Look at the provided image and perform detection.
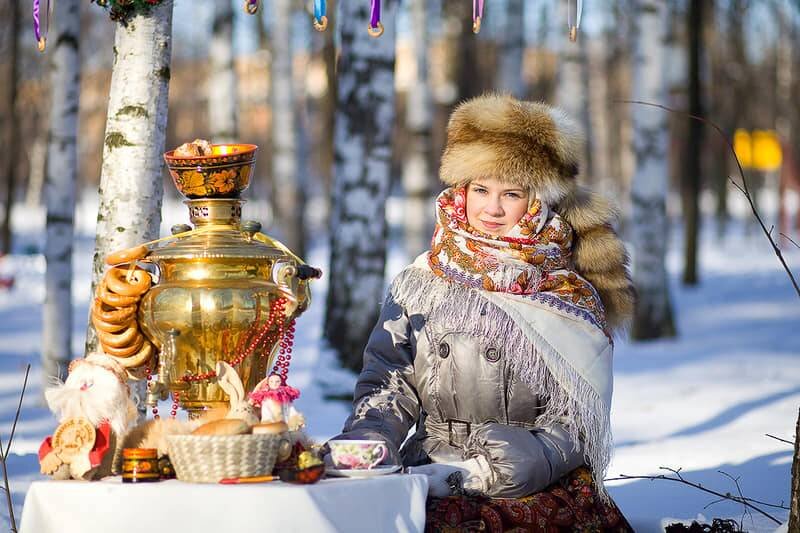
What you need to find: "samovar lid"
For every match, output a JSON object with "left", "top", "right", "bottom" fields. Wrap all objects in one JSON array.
[{"left": 147, "top": 199, "right": 290, "bottom": 262}]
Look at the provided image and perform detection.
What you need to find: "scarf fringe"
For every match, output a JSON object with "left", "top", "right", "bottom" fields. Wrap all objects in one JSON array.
[{"left": 390, "top": 266, "right": 612, "bottom": 500}]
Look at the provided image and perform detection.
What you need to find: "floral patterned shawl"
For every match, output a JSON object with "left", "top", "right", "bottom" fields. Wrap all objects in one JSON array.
[{"left": 428, "top": 187, "right": 607, "bottom": 333}]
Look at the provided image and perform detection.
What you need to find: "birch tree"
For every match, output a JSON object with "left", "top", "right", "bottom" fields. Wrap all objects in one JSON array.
[
  {"left": 556, "top": 0, "right": 593, "bottom": 182},
  {"left": 208, "top": 0, "right": 238, "bottom": 143},
  {"left": 270, "top": 0, "right": 305, "bottom": 257},
  {"left": 42, "top": 0, "right": 81, "bottom": 387},
  {"left": 402, "top": 0, "right": 434, "bottom": 259},
  {"left": 87, "top": 1, "right": 174, "bottom": 354},
  {"left": 324, "top": 0, "right": 398, "bottom": 371},
  {"left": 496, "top": 0, "right": 525, "bottom": 98},
  {"left": 629, "top": 0, "right": 675, "bottom": 340}
]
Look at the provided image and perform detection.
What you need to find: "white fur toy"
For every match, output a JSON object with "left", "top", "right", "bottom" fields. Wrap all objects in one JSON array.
[
  {"left": 215, "top": 361, "right": 259, "bottom": 426},
  {"left": 39, "top": 354, "right": 138, "bottom": 480}
]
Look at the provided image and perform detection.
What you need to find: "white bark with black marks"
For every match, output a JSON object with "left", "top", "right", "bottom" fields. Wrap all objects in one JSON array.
[
  {"left": 496, "top": 0, "right": 525, "bottom": 98},
  {"left": 402, "top": 0, "right": 433, "bottom": 259},
  {"left": 88, "top": 1, "right": 174, "bottom": 355},
  {"left": 556, "top": 1, "right": 592, "bottom": 182},
  {"left": 43, "top": 0, "right": 81, "bottom": 387},
  {"left": 325, "top": 0, "right": 398, "bottom": 371},
  {"left": 270, "top": 0, "right": 304, "bottom": 256},
  {"left": 209, "top": 0, "right": 238, "bottom": 143},
  {"left": 630, "top": 0, "right": 675, "bottom": 340}
]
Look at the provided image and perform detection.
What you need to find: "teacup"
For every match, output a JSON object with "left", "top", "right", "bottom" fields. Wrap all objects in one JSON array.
[{"left": 327, "top": 440, "right": 389, "bottom": 470}]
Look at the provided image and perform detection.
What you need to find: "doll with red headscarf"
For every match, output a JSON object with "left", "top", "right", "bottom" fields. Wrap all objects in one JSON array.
[{"left": 248, "top": 373, "right": 305, "bottom": 431}]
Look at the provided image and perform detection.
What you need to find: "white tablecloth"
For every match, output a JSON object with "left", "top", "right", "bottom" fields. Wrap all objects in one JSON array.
[{"left": 21, "top": 474, "right": 429, "bottom": 533}]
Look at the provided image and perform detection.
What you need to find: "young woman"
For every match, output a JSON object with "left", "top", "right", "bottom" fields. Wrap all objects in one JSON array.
[{"left": 334, "top": 95, "right": 635, "bottom": 531}]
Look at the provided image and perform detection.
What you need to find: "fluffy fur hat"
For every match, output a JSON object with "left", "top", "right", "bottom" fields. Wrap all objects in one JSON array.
[
  {"left": 440, "top": 94, "right": 635, "bottom": 331},
  {"left": 439, "top": 94, "right": 584, "bottom": 205}
]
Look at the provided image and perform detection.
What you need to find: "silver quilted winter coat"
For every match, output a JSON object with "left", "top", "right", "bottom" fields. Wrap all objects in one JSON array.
[{"left": 336, "top": 289, "right": 586, "bottom": 498}]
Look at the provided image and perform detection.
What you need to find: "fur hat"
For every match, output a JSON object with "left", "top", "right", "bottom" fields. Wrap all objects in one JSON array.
[
  {"left": 439, "top": 94, "right": 584, "bottom": 205},
  {"left": 440, "top": 94, "right": 635, "bottom": 332}
]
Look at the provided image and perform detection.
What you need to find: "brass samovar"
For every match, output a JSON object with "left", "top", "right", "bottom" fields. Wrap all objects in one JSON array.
[{"left": 135, "top": 143, "right": 320, "bottom": 415}]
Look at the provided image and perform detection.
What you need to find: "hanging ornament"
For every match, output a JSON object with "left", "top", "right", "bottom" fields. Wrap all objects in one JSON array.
[
  {"left": 472, "top": 0, "right": 484, "bottom": 34},
  {"left": 244, "top": 0, "right": 259, "bottom": 15},
  {"left": 567, "top": 0, "right": 583, "bottom": 42},
  {"left": 313, "top": 0, "right": 327, "bottom": 31},
  {"left": 367, "top": 0, "right": 383, "bottom": 37},
  {"left": 32, "top": 0, "right": 53, "bottom": 52}
]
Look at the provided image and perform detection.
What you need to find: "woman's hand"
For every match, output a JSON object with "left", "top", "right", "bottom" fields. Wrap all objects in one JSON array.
[{"left": 407, "top": 457, "right": 492, "bottom": 498}]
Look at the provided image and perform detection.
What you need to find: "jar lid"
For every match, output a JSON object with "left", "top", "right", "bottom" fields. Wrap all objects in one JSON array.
[{"left": 123, "top": 448, "right": 158, "bottom": 459}]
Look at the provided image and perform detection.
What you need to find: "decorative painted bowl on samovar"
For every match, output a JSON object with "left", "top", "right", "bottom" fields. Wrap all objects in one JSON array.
[{"left": 133, "top": 143, "right": 320, "bottom": 415}]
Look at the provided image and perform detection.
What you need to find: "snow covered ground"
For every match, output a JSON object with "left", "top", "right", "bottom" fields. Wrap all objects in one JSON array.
[{"left": 0, "top": 194, "right": 797, "bottom": 532}]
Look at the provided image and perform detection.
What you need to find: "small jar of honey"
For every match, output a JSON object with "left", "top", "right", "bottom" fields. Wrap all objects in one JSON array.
[{"left": 122, "top": 448, "right": 160, "bottom": 483}]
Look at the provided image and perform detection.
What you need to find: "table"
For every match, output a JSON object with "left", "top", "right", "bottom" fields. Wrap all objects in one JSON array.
[{"left": 20, "top": 474, "right": 429, "bottom": 533}]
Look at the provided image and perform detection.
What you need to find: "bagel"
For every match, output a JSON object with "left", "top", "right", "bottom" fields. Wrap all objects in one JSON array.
[
  {"left": 108, "top": 341, "right": 153, "bottom": 369},
  {"left": 102, "top": 334, "right": 145, "bottom": 357},
  {"left": 96, "top": 280, "right": 140, "bottom": 308},
  {"left": 91, "top": 310, "right": 134, "bottom": 333},
  {"left": 96, "top": 323, "right": 139, "bottom": 348},
  {"left": 105, "top": 267, "right": 151, "bottom": 297},
  {"left": 105, "top": 245, "right": 149, "bottom": 266},
  {"left": 92, "top": 299, "right": 136, "bottom": 324}
]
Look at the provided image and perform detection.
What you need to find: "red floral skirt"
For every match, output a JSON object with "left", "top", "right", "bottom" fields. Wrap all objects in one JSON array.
[{"left": 425, "top": 467, "right": 633, "bottom": 532}]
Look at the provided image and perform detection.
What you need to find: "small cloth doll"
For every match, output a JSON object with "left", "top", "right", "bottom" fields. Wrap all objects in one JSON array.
[
  {"left": 247, "top": 373, "right": 305, "bottom": 430},
  {"left": 39, "top": 354, "right": 138, "bottom": 480}
]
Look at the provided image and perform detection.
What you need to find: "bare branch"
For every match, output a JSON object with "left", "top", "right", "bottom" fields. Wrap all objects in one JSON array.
[
  {"left": 4, "top": 364, "right": 30, "bottom": 458},
  {"left": 718, "top": 470, "right": 751, "bottom": 531},
  {"left": 606, "top": 467, "right": 784, "bottom": 524},
  {"left": 766, "top": 433, "right": 794, "bottom": 445},
  {"left": 0, "top": 364, "right": 29, "bottom": 533},
  {"left": 619, "top": 99, "right": 800, "bottom": 299},
  {"left": 780, "top": 233, "right": 800, "bottom": 249}
]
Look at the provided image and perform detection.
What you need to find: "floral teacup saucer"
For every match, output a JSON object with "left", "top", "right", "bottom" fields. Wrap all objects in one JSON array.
[{"left": 325, "top": 465, "right": 402, "bottom": 478}]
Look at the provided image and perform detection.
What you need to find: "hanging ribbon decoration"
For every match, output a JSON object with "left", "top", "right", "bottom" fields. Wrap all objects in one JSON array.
[
  {"left": 567, "top": 0, "right": 583, "bottom": 42},
  {"left": 33, "top": 0, "right": 53, "bottom": 52},
  {"left": 367, "top": 0, "right": 383, "bottom": 37},
  {"left": 472, "top": 0, "right": 484, "bottom": 34},
  {"left": 313, "top": 0, "right": 327, "bottom": 31},
  {"left": 243, "top": 0, "right": 259, "bottom": 15}
]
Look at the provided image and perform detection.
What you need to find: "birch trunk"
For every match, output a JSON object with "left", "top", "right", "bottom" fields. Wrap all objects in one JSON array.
[
  {"left": 556, "top": 1, "right": 591, "bottom": 182},
  {"left": 496, "top": 0, "right": 525, "bottom": 97},
  {"left": 324, "top": 0, "right": 398, "bottom": 371},
  {"left": 42, "top": 0, "right": 81, "bottom": 387},
  {"left": 208, "top": 0, "right": 238, "bottom": 143},
  {"left": 87, "top": 1, "right": 174, "bottom": 355},
  {"left": 402, "top": 0, "right": 434, "bottom": 260},
  {"left": 630, "top": 0, "right": 676, "bottom": 340},
  {"left": 270, "top": 0, "right": 304, "bottom": 257}
]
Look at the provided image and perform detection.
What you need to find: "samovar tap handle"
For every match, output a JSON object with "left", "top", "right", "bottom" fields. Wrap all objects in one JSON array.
[{"left": 296, "top": 265, "right": 322, "bottom": 280}]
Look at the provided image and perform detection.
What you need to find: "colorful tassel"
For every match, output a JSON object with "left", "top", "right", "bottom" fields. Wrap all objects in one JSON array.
[{"left": 368, "top": 0, "right": 383, "bottom": 37}]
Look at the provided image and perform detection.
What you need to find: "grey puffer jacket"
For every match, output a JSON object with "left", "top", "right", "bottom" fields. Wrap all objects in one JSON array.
[{"left": 336, "top": 294, "right": 585, "bottom": 498}]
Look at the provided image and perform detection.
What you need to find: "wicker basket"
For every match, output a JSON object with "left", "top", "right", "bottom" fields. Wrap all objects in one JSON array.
[{"left": 167, "top": 433, "right": 286, "bottom": 483}]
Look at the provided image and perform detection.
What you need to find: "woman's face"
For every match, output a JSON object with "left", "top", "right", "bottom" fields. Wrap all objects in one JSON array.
[{"left": 465, "top": 180, "right": 529, "bottom": 237}]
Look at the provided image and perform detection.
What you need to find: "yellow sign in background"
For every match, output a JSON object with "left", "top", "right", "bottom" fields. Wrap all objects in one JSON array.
[{"left": 734, "top": 129, "right": 783, "bottom": 171}]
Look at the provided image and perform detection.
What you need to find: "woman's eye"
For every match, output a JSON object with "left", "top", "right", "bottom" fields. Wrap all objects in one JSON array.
[{"left": 505, "top": 192, "right": 522, "bottom": 199}]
